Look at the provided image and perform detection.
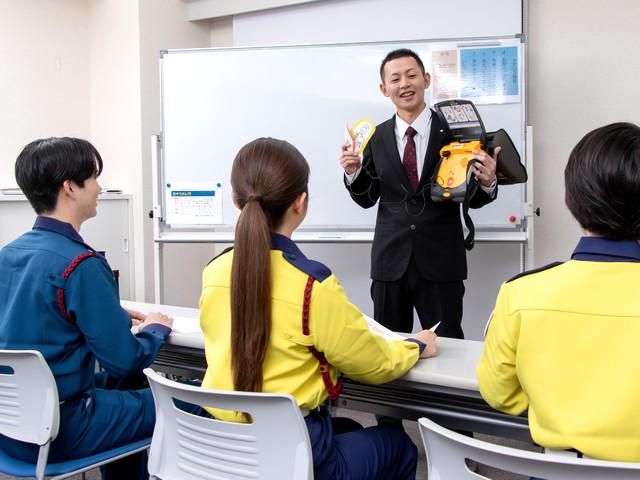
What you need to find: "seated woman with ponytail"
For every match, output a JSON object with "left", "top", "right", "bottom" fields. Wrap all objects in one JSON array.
[{"left": 199, "top": 137, "right": 438, "bottom": 480}]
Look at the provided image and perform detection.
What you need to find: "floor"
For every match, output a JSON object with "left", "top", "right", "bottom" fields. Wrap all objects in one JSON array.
[{"left": 1, "top": 408, "right": 538, "bottom": 479}]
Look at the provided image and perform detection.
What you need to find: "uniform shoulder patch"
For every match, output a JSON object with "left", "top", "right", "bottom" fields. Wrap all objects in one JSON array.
[
  {"left": 505, "top": 261, "right": 564, "bottom": 284},
  {"left": 207, "top": 246, "right": 233, "bottom": 266},
  {"left": 281, "top": 251, "right": 332, "bottom": 283}
]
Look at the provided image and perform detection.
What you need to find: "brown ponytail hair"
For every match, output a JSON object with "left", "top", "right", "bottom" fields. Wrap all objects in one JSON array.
[{"left": 230, "top": 138, "right": 310, "bottom": 393}]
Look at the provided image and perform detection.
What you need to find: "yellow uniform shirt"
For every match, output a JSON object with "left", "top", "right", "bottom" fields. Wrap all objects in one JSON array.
[
  {"left": 200, "top": 234, "right": 420, "bottom": 422},
  {"left": 477, "top": 237, "right": 640, "bottom": 461}
]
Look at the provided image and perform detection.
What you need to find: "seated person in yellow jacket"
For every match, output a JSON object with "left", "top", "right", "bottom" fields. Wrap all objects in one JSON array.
[
  {"left": 199, "top": 137, "right": 438, "bottom": 479},
  {"left": 477, "top": 122, "right": 640, "bottom": 461}
]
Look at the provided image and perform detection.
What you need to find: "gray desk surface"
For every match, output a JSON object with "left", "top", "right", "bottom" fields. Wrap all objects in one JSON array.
[{"left": 122, "top": 300, "right": 483, "bottom": 392}]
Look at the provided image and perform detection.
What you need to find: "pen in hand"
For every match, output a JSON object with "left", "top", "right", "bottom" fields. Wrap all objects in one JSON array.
[{"left": 429, "top": 321, "right": 441, "bottom": 333}]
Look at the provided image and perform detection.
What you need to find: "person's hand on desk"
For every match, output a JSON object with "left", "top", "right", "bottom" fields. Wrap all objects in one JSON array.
[
  {"left": 125, "top": 308, "right": 146, "bottom": 327},
  {"left": 411, "top": 330, "right": 438, "bottom": 359},
  {"left": 137, "top": 312, "right": 173, "bottom": 331}
]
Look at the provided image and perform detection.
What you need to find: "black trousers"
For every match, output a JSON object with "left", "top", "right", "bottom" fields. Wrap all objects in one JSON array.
[{"left": 371, "top": 259, "right": 465, "bottom": 338}]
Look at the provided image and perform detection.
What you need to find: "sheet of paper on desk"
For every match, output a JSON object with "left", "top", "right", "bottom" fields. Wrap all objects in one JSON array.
[
  {"left": 171, "top": 316, "right": 200, "bottom": 334},
  {"left": 131, "top": 315, "right": 200, "bottom": 335},
  {"left": 364, "top": 315, "right": 405, "bottom": 341}
]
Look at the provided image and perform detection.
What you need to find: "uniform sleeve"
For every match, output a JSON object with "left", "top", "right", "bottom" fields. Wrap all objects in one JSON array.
[
  {"left": 311, "top": 275, "right": 420, "bottom": 384},
  {"left": 476, "top": 283, "right": 528, "bottom": 415},
  {"left": 65, "top": 257, "right": 169, "bottom": 377},
  {"left": 345, "top": 142, "right": 380, "bottom": 209}
]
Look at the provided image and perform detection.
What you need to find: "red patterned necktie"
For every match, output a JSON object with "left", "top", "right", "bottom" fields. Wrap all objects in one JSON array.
[{"left": 403, "top": 126, "right": 419, "bottom": 191}]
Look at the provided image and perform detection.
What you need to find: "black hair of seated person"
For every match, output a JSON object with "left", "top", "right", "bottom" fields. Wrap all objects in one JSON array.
[
  {"left": 15, "top": 137, "right": 103, "bottom": 214},
  {"left": 565, "top": 122, "right": 640, "bottom": 241}
]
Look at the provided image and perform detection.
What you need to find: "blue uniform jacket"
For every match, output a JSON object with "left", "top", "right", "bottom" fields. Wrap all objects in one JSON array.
[{"left": 0, "top": 216, "right": 170, "bottom": 401}]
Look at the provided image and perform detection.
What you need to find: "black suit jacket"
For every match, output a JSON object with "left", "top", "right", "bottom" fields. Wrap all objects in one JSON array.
[{"left": 345, "top": 112, "right": 496, "bottom": 282}]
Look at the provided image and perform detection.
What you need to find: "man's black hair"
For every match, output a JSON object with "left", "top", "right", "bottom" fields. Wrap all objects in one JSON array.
[
  {"left": 565, "top": 122, "right": 640, "bottom": 240},
  {"left": 379, "top": 48, "right": 426, "bottom": 82},
  {"left": 15, "top": 137, "right": 103, "bottom": 214}
]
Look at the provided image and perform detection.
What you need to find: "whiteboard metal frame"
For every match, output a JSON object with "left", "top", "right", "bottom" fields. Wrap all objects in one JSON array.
[
  {"left": 152, "top": 34, "right": 532, "bottom": 303},
  {"left": 158, "top": 35, "right": 526, "bottom": 231}
]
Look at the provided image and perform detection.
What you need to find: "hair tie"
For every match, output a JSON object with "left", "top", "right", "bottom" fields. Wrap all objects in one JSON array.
[{"left": 246, "top": 194, "right": 262, "bottom": 204}]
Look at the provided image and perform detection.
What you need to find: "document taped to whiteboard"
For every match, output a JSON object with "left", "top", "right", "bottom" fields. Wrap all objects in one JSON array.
[{"left": 165, "top": 183, "right": 223, "bottom": 225}]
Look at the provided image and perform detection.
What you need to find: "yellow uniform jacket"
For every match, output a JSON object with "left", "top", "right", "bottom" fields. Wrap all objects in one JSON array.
[
  {"left": 477, "top": 237, "right": 640, "bottom": 461},
  {"left": 200, "top": 234, "right": 420, "bottom": 422}
]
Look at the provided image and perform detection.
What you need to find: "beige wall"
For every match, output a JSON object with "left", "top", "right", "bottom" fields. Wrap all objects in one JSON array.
[
  {"left": 4, "top": 0, "right": 640, "bottom": 306},
  {"left": 1, "top": 0, "right": 214, "bottom": 302},
  {"left": 86, "top": 0, "right": 144, "bottom": 296},
  {"left": 86, "top": 0, "right": 212, "bottom": 301},
  {"left": 137, "top": 0, "right": 212, "bottom": 302},
  {"left": 528, "top": 0, "right": 640, "bottom": 264},
  {"left": 183, "top": 0, "right": 320, "bottom": 20},
  {"left": 0, "top": 0, "right": 90, "bottom": 185}
]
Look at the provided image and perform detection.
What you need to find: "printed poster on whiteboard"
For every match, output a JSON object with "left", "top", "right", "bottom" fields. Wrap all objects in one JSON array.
[
  {"left": 459, "top": 45, "right": 519, "bottom": 104},
  {"left": 431, "top": 45, "right": 520, "bottom": 104},
  {"left": 165, "top": 183, "right": 223, "bottom": 225}
]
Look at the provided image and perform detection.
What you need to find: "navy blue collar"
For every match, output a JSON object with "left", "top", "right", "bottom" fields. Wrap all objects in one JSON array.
[
  {"left": 572, "top": 236, "right": 640, "bottom": 262},
  {"left": 33, "top": 216, "right": 89, "bottom": 248},
  {"left": 271, "top": 232, "right": 303, "bottom": 256},
  {"left": 270, "top": 232, "right": 331, "bottom": 281}
]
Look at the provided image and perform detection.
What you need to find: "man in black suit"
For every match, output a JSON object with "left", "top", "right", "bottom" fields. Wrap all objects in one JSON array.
[{"left": 340, "top": 48, "right": 500, "bottom": 337}]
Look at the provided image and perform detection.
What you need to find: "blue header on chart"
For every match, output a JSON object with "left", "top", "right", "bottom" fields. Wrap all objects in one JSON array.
[{"left": 171, "top": 190, "right": 215, "bottom": 197}]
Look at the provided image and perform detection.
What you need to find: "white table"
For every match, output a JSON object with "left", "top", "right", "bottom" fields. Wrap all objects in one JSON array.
[{"left": 123, "top": 300, "right": 530, "bottom": 440}]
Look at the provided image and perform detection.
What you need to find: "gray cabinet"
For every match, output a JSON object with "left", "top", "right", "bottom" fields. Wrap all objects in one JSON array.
[{"left": 0, "top": 194, "right": 134, "bottom": 300}]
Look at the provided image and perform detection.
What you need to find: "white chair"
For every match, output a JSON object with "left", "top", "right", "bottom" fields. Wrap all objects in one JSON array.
[
  {"left": 418, "top": 416, "right": 640, "bottom": 479},
  {"left": 0, "top": 349, "right": 150, "bottom": 480},
  {"left": 144, "top": 367, "right": 313, "bottom": 480}
]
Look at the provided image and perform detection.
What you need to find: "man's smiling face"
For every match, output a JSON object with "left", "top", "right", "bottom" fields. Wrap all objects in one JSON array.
[{"left": 380, "top": 56, "right": 430, "bottom": 117}]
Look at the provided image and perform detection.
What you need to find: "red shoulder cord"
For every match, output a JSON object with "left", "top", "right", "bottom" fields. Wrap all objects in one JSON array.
[
  {"left": 302, "top": 276, "right": 343, "bottom": 400},
  {"left": 57, "top": 252, "right": 97, "bottom": 323}
]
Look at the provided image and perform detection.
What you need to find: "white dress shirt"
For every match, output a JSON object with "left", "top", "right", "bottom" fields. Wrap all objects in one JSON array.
[
  {"left": 345, "top": 107, "right": 431, "bottom": 185},
  {"left": 346, "top": 106, "right": 496, "bottom": 195}
]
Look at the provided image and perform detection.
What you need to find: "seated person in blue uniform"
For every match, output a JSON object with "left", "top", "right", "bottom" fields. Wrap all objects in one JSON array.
[
  {"left": 478, "top": 122, "right": 640, "bottom": 461},
  {"left": 0, "top": 137, "right": 173, "bottom": 479},
  {"left": 199, "top": 137, "right": 438, "bottom": 480}
]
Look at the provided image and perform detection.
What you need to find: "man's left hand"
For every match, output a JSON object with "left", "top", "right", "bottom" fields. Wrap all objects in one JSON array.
[{"left": 471, "top": 146, "right": 500, "bottom": 187}]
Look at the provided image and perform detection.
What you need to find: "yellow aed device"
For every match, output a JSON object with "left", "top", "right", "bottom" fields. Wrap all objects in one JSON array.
[
  {"left": 431, "top": 100, "right": 486, "bottom": 204},
  {"left": 430, "top": 99, "right": 527, "bottom": 250},
  {"left": 433, "top": 139, "right": 483, "bottom": 202}
]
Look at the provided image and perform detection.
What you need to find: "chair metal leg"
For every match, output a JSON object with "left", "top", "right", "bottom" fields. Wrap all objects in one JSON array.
[{"left": 35, "top": 441, "right": 51, "bottom": 480}]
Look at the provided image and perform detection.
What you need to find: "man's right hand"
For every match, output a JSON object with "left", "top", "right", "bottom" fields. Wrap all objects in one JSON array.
[
  {"left": 410, "top": 330, "right": 437, "bottom": 358},
  {"left": 340, "top": 141, "right": 362, "bottom": 175},
  {"left": 139, "top": 311, "right": 173, "bottom": 331}
]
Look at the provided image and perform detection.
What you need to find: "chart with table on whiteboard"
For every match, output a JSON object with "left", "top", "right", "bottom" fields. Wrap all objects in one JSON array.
[{"left": 165, "top": 183, "right": 223, "bottom": 225}]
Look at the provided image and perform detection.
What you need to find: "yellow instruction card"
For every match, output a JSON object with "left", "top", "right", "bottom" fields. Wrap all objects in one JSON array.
[{"left": 347, "top": 118, "right": 376, "bottom": 155}]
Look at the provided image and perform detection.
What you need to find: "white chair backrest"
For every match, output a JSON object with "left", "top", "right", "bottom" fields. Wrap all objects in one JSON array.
[
  {"left": 144, "top": 368, "right": 313, "bottom": 480},
  {"left": 0, "top": 349, "right": 59, "bottom": 446},
  {"left": 418, "top": 417, "right": 640, "bottom": 480}
]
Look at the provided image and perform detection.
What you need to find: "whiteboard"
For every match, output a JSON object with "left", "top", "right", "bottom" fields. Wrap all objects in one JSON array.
[{"left": 160, "top": 37, "right": 525, "bottom": 230}]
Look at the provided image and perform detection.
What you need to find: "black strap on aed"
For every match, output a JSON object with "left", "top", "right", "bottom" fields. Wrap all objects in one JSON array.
[
  {"left": 462, "top": 165, "right": 481, "bottom": 251},
  {"left": 301, "top": 275, "right": 343, "bottom": 400},
  {"left": 57, "top": 252, "right": 97, "bottom": 323}
]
